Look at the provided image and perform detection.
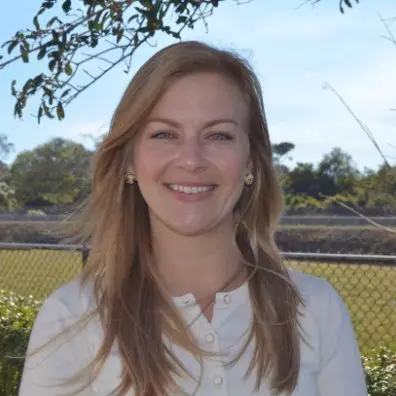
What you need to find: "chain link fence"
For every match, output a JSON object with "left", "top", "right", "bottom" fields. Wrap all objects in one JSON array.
[{"left": 0, "top": 243, "right": 395, "bottom": 352}]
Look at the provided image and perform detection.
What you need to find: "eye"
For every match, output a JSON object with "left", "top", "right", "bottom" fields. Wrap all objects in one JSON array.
[
  {"left": 150, "top": 131, "right": 175, "bottom": 139},
  {"left": 207, "top": 132, "right": 234, "bottom": 141}
]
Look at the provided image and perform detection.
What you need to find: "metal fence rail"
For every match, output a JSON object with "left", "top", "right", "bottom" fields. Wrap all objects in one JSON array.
[
  {"left": 0, "top": 243, "right": 395, "bottom": 351},
  {"left": 2, "top": 214, "right": 396, "bottom": 226}
]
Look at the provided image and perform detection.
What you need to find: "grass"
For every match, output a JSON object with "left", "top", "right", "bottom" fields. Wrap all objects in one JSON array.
[
  {"left": 288, "top": 260, "right": 396, "bottom": 353},
  {"left": 0, "top": 249, "right": 82, "bottom": 300},
  {"left": 0, "top": 249, "right": 394, "bottom": 353}
]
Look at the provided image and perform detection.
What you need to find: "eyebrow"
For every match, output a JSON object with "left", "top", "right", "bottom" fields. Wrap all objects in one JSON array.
[{"left": 146, "top": 117, "right": 238, "bottom": 128}]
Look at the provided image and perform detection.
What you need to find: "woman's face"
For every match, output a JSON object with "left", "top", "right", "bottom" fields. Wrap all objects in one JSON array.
[{"left": 132, "top": 72, "right": 251, "bottom": 237}]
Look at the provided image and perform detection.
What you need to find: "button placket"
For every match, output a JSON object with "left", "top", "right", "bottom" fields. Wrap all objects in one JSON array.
[
  {"left": 213, "top": 374, "right": 224, "bottom": 386},
  {"left": 205, "top": 332, "right": 215, "bottom": 344},
  {"left": 223, "top": 294, "right": 231, "bottom": 305},
  {"left": 211, "top": 368, "right": 228, "bottom": 395}
]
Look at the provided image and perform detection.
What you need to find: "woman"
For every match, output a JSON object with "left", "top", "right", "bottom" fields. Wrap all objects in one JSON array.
[{"left": 19, "top": 41, "right": 367, "bottom": 396}]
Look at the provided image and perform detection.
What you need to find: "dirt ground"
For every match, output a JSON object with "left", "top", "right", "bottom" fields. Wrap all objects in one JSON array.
[{"left": 1, "top": 222, "right": 395, "bottom": 255}]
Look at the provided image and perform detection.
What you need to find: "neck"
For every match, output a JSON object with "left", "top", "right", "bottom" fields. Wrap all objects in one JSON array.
[{"left": 150, "top": 218, "right": 245, "bottom": 300}]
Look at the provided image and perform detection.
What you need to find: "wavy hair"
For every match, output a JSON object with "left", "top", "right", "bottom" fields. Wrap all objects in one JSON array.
[{"left": 52, "top": 41, "right": 303, "bottom": 396}]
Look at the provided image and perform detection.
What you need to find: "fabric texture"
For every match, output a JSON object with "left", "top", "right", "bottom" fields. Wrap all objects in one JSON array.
[{"left": 18, "top": 270, "right": 368, "bottom": 396}]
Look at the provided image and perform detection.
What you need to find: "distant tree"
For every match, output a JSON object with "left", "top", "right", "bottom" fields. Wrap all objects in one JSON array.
[
  {"left": 0, "top": 0, "right": 359, "bottom": 122},
  {"left": 316, "top": 147, "right": 360, "bottom": 196},
  {"left": 272, "top": 142, "right": 295, "bottom": 165},
  {"left": 10, "top": 137, "right": 92, "bottom": 206},
  {"left": 361, "top": 165, "right": 396, "bottom": 214},
  {"left": 0, "top": 181, "right": 16, "bottom": 212},
  {"left": 0, "top": 135, "right": 15, "bottom": 211},
  {"left": 288, "top": 162, "right": 319, "bottom": 198},
  {"left": 0, "top": 135, "right": 14, "bottom": 160}
]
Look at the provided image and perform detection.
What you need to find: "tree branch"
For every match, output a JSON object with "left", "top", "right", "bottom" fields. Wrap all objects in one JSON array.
[{"left": 323, "top": 82, "right": 391, "bottom": 169}]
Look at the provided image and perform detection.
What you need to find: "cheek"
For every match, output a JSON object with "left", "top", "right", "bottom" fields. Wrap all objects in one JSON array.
[
  {"left": 215, "top": 151, "right": 248, "bottom": 183},
  {"left": 133, "top": 145, "right": 168, "bottom": 181}
]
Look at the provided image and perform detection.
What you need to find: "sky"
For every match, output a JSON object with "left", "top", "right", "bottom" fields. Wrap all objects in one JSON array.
[{"left": 0, "top": 0, "right": 395, "bottom": 171}]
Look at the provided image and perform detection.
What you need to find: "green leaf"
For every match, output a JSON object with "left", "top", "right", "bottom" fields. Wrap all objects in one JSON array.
[
  {"left": 41, "top": 1, "right": 55, "bottom": 9},
  {"left": 62, "top": 0, "right": 72, "bottom": 13},
  {"left": 116, "top": 28, "right": 124, "bottom": 43},
  {"left": 37, "top": 46, "right": 47, "bottom": 60},
  {"left": 47, "top": 17, "right": 62, "bottom": 28},
  {"left": 65, "top": 63, "right": 72, "bottom": 76},
  {"left": 14, "top": 100, "right": 23, "bottom": 118},
  {"left": 61, "top": 88, "right": 71, "bottom": 99},
  {"left": 33, "top": 74, "right": 44, "bottom": 86},
  {"left": 48, "top": 59, "right": 56, "bottom": 71},
  {"left": 175, "top": 3, "right": 187, "bottom": 13},
  {"left": 11, "top": 80, "right": 17, "bottom": 96},
  {"left": 127, "top": 14, "right": 138, "bottom": 24},
  {"left": 43, "top": 103, "right": 54, "bottom": 119},
  {"left": 176, "top": 16, "right": 188, "bottom": 24},
  {"left": 20, "top": 46, "right": 29, "bottom": 63},
  {"left": 37, "top": 106, "right": 43, "bottom": 123},
  {"left": 33, "top": 16, "right": 40, "bottom": 31},
  {"left": 7, "top": 40, "right": 18, "bottom": 55},
  {"left": 56, "top": 102, "right": 65, "bottom": 120},
  {"left": 43, "top": 86, "right": 53, "bottom": 97}
]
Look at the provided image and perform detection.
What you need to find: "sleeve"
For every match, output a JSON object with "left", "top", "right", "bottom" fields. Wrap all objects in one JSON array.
[
  {"left": 315, "top": 281, "right": 368, "bottom": 396},
  {"left": 18, "top": 292, "right": 94, "bottom": 396}
]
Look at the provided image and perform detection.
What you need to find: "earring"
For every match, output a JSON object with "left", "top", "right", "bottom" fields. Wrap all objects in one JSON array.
[
  {"left": 125, "top": 173, "right": 136, "bottom": 185},
  {"left": 244, "top": 170, "right": 254, "bottom": 186}
]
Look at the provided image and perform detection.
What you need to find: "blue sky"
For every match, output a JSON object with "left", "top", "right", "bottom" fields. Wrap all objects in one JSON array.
[{"left": 1, "top": 0, "right": 395, "bottom": 171}]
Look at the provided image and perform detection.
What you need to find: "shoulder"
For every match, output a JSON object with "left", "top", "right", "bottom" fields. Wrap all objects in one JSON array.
[
  {"left": 33, "top": 277, "right": 96, "bottom": 328},
  {"left": 288, "top": 268, "right": 340, "bottom": 302},
  {"left": 288, "top": 269, "right": 351, "bottom": 333}
]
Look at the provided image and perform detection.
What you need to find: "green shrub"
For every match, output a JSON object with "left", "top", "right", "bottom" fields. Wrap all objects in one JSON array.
[
  {"left": 0, "top": 290, "right": 41, "bottom": 396},
  {"left": 0, "top": 290, "right": 395, "bottom": 395},
  {"left": 363, "top": 346, "right": 396, "bottom": 396}
]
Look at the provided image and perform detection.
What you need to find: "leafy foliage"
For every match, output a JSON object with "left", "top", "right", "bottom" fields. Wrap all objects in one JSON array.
[
  {"left": 0, "top": 0, "right": 361, "bottom": 122},
  {"left": 272, "top": 142, "right": 295, "bottom": 165},
  {"left": 10, "top": 137, "right": 92, "bottom": 205},
  {"left": 363, "top": 346, "right": 396, "bottom": 396},
  {"left": 0, "top": 136, "right": 14, "bottom": 160},
  {"left": 0, "top": 182, "right": 16, "bottom": 212},
  {"left": 0, "top": 290, "right": 41, "bottom": 396},
  {"left": 310, "top": 0, "right": 360, "bottom": 14},
  {"left": 0, "top": 0, "right": 228, "bottom": 122}
]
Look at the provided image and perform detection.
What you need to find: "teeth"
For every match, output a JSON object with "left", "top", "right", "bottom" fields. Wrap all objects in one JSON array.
[{"left": 168, "top": 184, "right": 214, "bottom": 194}]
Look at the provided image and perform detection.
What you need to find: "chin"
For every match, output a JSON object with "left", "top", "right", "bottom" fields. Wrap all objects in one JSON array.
[
  {"left": 149, "top": 210, "right": 231, "bottom": 238},
  {"left": 166, "top": 222, "right": 215, "bottom": 237}
]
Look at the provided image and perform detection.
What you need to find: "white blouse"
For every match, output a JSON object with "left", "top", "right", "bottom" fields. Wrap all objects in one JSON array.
[{"left": 19, "top": 270, "right": 368, "bottom": 396}]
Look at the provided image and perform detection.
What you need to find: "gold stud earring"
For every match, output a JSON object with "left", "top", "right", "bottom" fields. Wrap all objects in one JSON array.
[
  {"left": 244, "top": 171, "right": 254, "bottom": 186},
  {"left": 125, "top": 173, "right": 136, "bottom": 185}
]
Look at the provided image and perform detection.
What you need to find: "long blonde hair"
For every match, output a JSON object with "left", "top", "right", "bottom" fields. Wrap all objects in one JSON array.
[{"left": 70, "top": 41, "right": 303, "bottom": 395}]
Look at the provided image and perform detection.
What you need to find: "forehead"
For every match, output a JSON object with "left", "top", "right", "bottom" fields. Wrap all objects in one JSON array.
[{"left": 150, "top": 72, "right": 248, "bottom": 122}]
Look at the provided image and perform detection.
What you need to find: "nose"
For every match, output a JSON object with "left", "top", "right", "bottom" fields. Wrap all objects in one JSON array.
[{"left": 176, "top": 136, "right": 207, "bottom": 172}]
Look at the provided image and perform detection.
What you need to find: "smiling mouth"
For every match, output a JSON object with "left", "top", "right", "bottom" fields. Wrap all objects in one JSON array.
[{"left": 166, "top": 184, "right": 216, "bottom": 195}]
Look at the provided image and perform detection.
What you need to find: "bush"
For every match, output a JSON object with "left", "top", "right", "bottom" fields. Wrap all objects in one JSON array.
[
  {"left": 363, "top": 346, "right": 396, "bottom": 396},
  {"left": 0, "top": 290, "right": 41, "bottom": 396},
  {"left": 0, "top": 290, "right": 395, "bottom": 395}
]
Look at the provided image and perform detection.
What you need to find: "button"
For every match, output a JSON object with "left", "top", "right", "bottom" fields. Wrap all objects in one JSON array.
[
  {"left": 223, "top": 294, "right": 231, "bottom": 304},
  {"left": 213, "top": 375, "right": 223, "bottom": 386},
  {"left": 205, "top": 333, "right": 215, "bottom": 343}
]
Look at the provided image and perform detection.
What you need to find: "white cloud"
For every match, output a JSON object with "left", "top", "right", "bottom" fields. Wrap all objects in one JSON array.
[{"left": 44, "top": 119, "right": 110, "bottom": 150}]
